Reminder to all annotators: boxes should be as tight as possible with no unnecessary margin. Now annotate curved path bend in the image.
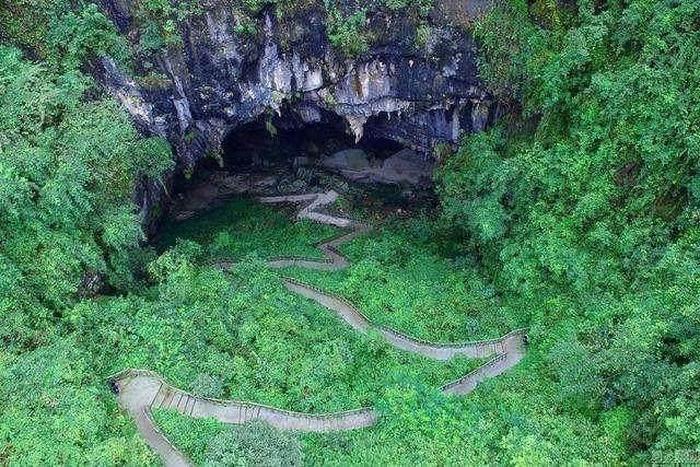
[113,191,527,466]
[112,370,377,466]
[284,278,524,361]
[217,191,370,272]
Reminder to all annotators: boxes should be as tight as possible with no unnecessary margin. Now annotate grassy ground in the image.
[146,196,622,465]
[156,197,338,260]
[288,219,520,342]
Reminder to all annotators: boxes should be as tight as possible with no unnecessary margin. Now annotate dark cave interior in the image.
[216,113,407,173]
[167,110,437,225]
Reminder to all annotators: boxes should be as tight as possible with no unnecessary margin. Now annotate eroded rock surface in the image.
[321,149,371,175]
[321,148,432,186]
[93,1,497,227]
[96,7,493,161]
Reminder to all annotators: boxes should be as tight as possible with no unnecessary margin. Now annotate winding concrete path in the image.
[217,191,371,272]
[112,369,377,466]
[112,191,527,466]
[284,278,522,360]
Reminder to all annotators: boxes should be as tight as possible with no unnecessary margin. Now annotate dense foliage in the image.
[0,46,171,462]
[1,0,698,464]
[0,46,172,350]
[438,0,700,460]
[149,210,624,464]
[0,0,128,70]
[155,416,304,466]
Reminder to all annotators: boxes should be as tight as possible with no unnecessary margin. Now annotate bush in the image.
[0,47,172,346]
[325,5,369,57]
[191,374,224,399]
[437,0,700,459]
[204,422,303,466]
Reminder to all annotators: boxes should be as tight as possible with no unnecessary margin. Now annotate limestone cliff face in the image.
[93,1,496,225]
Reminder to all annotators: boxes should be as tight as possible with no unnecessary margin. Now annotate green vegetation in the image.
[146,207,623,464]
[324,4,370,57]
[1,184,481,462]
[0,45,172,350]
[153,415,303,465]
[1,0,699,464]
[0,0,435,62]
[156,198,338,259]
[437,0,700,461]
[0,0,128,69]
[0,45,171,463]
[383,0,432,14]
[290,215,518,342]
[74,245,478,410]
[414,23,433,49]
[132,0,202,52]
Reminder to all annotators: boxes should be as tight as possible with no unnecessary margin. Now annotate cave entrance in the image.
[217,111,433,187]
[172,110,436,221]
[217,113,407,173]
[219,115,352,171]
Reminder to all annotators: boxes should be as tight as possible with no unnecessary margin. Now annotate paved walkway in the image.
[113,192,526,466]
[217,192,370,272]
[284,278,524,360]
[112,369,377,465]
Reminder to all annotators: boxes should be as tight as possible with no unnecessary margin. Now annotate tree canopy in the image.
[0,45,172,349]
[437,0,700,458]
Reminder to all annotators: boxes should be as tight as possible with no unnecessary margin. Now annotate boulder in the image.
[322,149,371,171]
[321,148,432,186]
[377,149,432,186]
[321,149,375,181]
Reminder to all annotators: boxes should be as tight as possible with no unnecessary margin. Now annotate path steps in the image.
[112,191,527,466]
[119,372,378,432]
[113,373,191,467]
[217,192,370,272]
[259,191,352,228]
[112,370,377,466]
[265,226,369,271]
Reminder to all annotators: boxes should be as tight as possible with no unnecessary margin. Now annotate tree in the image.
[0,46,172,347]
[204,421,303,466]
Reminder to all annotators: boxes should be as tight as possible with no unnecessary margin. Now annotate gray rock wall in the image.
[93,1,497,228]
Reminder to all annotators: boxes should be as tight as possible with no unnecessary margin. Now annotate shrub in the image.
[191,374,224,398]
[325,5,369,57]
[204,422,303,466]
